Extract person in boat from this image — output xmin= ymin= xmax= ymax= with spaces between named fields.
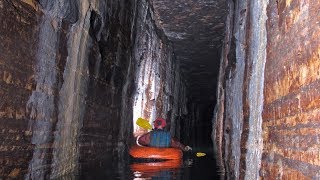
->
xmin=136 ymin=117 xmax=192 ymax=152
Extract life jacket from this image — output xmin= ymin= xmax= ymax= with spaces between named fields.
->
xmin=149 ymin=130 xmax=171 ymax=148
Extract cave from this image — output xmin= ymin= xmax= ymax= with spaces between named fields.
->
xmin=1 ymin=0 xmax=320 ymax=179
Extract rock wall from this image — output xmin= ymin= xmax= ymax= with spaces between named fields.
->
xmin=0 ymin=0 xmax=186 ymax=178
xmin=214 ymin=0 xmax=320 ymax=179
xmin=262 ymin=0 xmax=320 ymax=178
xmin=132 ymin=0 xmax=187 ymax=138
xmin=0 ymin=0 xmax=39 ymax=178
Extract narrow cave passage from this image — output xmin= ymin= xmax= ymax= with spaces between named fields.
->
xmin=0 ymin=0 xmax=228 ymax=179
xmin=5 ymin=0 xmax=320 ymax=179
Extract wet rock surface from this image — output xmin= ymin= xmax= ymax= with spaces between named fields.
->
xmin=0 ymin=0 xmax=139 ymax=178
xmin=0 ymin=0 xmax=189 ymax=178
xmin=214 ymin=0 xmax=320 ymax=179
xmin=0 ymin=0 xmax=39 ymax=178
xmin=150 ymin=0 xmax=228 ymax=103
xmin=132 ymin=0 xmax=187 ymax=138
xmin=262 ymin=0 xmax=320 ymax=178
xmin=5 ymin=0 xmax=320 ymax=179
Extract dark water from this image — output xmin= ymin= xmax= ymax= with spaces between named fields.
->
xmin=76 ymin=151 xmax=223 ymax=180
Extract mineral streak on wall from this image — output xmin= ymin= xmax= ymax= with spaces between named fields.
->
xmin=132 ymin=0 xmax=187 ymax=137
xmin=213 ymin=0 xmax=267 ymax=179
xmin=212 ymin=0 xmax=234 ymax=174
xmin=50 ymin=1 xmax=93 ymax=178
xmin=214 ymin=0 xmax=320 ymax=179
xmin=0 ymin=0 xmax=132 ymax=178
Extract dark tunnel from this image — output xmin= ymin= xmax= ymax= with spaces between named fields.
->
xmin=2 ymin=0 xmax=320 ymax=179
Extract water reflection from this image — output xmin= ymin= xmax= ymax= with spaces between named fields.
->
xmin=131 ymin=159 xmax=181 ymax=179
xmin=76 ymin=151 xmax=223 ymax=179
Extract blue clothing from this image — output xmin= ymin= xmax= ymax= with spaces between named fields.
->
xmin=150 ymin=130 xmax=171 ymax=148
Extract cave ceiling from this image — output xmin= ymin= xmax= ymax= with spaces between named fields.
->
xmin=149 ymin=0 xmax=228 ymax=104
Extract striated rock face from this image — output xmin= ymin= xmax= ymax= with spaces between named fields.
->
xmin=214 ymin=0 xmax=320 ymax=179
xmin=262 ymin=0 xmax=320 ymax=178
xmin=213 ymin=1 xmax=265 ymax=178
xmin=0 ymin=0 xmax=188 ymax=178
xmin=0 ymin=0 xmax=39 ymax=178
xmin=132 ymin=0 xmax=187 ymax=138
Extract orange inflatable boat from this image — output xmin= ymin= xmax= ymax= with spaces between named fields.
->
xmin=129 ymin=145 xmax=183 ymax=160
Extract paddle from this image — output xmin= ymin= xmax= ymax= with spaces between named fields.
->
xmin=136 ymin=117 xmax=153 ymax=130
xmin=135 ymin=118 xmax=206 ymax=157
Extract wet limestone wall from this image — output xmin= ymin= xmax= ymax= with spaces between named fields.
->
xmin=214 ymin=0 xmax=320 ymax=179
xmin=0 ymin=0 xmax=39 ymax=178
xmin=262 ymin=0 xmax=320 ymax=178
xmin=132 ymin=0 xmax=187 ymax=138
xmin=1 ymin=0 xmax=126 ymax=178
xmin=78 ymin=0 xmax=137 ymax=171
xmin=0 ymin=0 xmax=186 ymax=179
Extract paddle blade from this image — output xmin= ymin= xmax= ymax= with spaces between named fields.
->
xmin=136 ymin=118 xmax=152 ymax=130
xmin=196 ymin=152 xmax=206 ymax=157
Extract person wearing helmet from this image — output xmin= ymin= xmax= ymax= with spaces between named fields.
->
xmin=136 ymin=118 xmax=192 ymax=151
